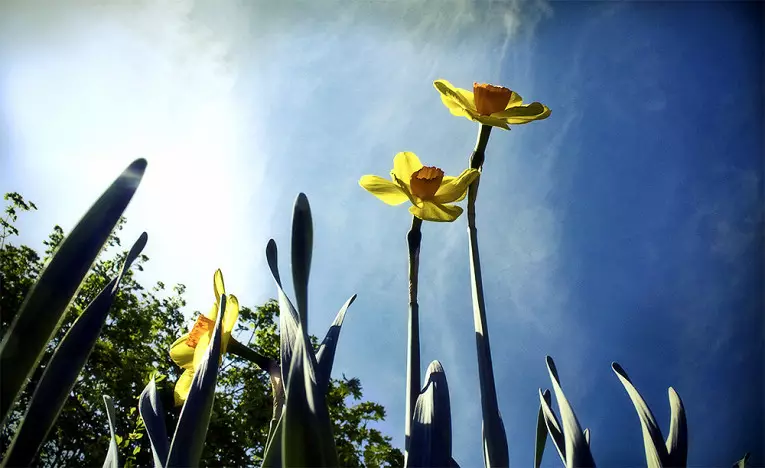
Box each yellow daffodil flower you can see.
[169,269,239,406]
[359,152,479,222]
[433,79,551,129]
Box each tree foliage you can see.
[0,193,402,467]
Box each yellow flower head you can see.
[433,79,551,129]
[169,269,240,406]
[359,152,479,222]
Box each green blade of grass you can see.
[664,387,687,467]
[538,388,566,465]
[0,159,147,425]
[291,193,313,331]
[315,294,356,395]
[534,389,553,468]
[265,239,316,390]
[545,356,596,467]
[102,395,119,468]
[733,453,750,468]
[281,320,338,467]
[260,414,284,468]
[611,362,667,468]
[2,233,146,467]
[406,361,452,468]
[139,376,170,468]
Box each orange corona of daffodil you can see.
[169,269,239,406]
[433,79,551,129]
[359,152,479,222]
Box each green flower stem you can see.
[404,215,423,461]
[467,123,509,467]
[470,123,492,170]
[228,338,284,422]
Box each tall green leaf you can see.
[0,159,147,424]
[281,319,338,467]
[315,294,356,394]
[545,356,596,468]
[534,389,552,468]
[664,387,687,467]
[406,360,452,468]
[2,233,146,467]
[265,240,315,389]
[538,388,566,465]
[138,377,170,468]
[291,193,312,331]
[260,414,284,468]
[611,362,667,468]
[102,395,119,468]
[166,294,225,467]
[733,453,750,468]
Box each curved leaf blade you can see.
[611,362,667,468]
[539,388,566,465]
[733,453,750,468]
[166,294,225,468]
[260,414,284,468]
[1,234,146,467]
[102,395,119,468]
[0,159,147,425]
[291,192,313,331]
[315,294,356,394]
[406,360,452,468]
[535,389,553,468]
[265,240,316,387]
[664,387,687,467]
[281,320,338,467]
[139,376,170,468]
[546,356,596,468]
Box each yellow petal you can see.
[433,79,477,114]
[213,269,225,303]
[504,91,523,108]
[475,114,511,130]
[170,333,195,370]
[409,201,464,222]
[221,294,240,354]
[192,327,212,370]
[493,102,551,124]
[392,174,419,206]
[433,169,480,204]
[204,302,218,321]
[174,369,195,406]
[359,175,409,206]
[391,152,423,182]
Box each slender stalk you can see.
[468,124,509,467]
[227,338,284,422]
[404,215,423,462]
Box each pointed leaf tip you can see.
[139,378,169,468]
[612,362,667,467]
[315,294,356,393]
[408,359,452,468]
[291,192,313,330]
[0,159,147,425]
[534,389,553,468]
[665,386,687,467]
[265,240,281,285]
[295,192,310,210]
[426,360,445,375]
[544,356,595,467]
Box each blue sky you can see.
[1,0,762,466]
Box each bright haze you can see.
[1,1,762,466]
